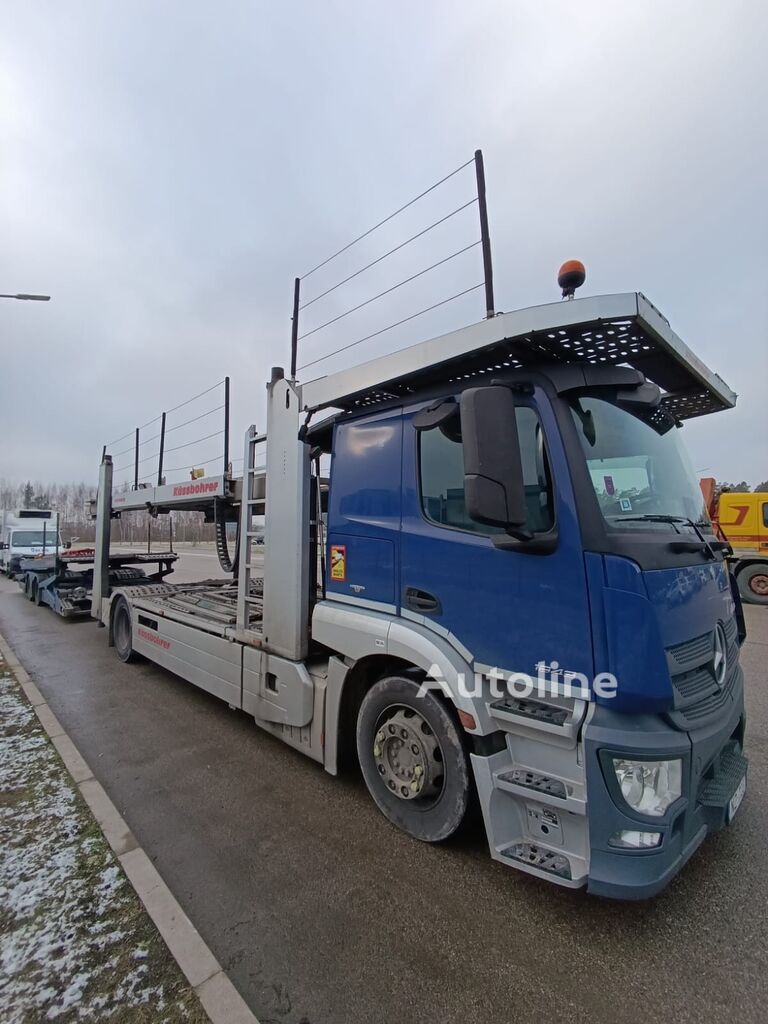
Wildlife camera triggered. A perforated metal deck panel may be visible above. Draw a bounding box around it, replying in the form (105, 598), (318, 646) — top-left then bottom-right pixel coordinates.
(124, 579), (263, 634)
(300, 292), (736, 420)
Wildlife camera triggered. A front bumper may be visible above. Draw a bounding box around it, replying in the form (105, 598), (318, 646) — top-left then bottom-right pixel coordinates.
(584, 672), (746, 900)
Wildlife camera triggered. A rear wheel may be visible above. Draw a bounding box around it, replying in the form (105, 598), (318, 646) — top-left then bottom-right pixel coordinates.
(356, 674), (471, 843)
(33, 579), (44, 606)
(112, 596), (138, 662)
(737, 564), (768, 605)
(26, 575), (37, 601)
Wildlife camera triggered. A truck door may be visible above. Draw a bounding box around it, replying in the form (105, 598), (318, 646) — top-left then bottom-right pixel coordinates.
(325, 407), (403, 609)
(399, 390), (593, 682)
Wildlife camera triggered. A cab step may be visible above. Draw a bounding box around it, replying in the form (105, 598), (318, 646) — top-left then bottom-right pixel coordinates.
(488, 695), (586, 743)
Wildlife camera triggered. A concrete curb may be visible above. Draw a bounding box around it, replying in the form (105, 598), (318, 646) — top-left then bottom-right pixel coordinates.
(0, 629), (259, 1024)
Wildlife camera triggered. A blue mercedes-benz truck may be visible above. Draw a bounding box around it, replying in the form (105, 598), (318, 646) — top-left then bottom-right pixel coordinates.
(93, 291), (747, 899)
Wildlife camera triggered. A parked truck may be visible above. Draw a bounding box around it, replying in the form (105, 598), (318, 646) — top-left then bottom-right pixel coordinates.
(0, 508), (62, 577)
(700, 478), (768, 604)
(89, 289), (749, 899)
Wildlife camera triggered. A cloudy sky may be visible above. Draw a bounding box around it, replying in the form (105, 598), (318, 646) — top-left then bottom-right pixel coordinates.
(1, 0), (766, 490)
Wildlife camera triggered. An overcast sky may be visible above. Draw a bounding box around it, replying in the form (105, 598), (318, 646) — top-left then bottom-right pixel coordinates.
(1, 0), (766, 490)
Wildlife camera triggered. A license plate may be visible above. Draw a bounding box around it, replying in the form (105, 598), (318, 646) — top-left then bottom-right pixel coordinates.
(728, 774), (747, 822)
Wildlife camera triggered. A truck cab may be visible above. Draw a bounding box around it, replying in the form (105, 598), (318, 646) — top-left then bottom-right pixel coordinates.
(306, 293), (747, 898)
(0, 510), (62, 577)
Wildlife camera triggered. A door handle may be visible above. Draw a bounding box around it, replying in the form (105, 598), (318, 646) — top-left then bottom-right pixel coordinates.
(405, 587), (441, 615)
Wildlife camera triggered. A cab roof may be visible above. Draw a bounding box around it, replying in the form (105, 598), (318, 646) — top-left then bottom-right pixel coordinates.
(300, 292), (736, 421)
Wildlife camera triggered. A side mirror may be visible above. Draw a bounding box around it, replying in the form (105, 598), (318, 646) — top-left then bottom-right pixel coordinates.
(460, 386), (529, 537)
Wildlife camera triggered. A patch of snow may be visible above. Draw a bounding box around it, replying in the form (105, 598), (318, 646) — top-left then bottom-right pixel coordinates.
(0, 669), (200, 1021)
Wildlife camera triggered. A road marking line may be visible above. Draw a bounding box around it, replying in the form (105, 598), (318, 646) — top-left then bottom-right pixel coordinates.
(0, 627), (260, 1024)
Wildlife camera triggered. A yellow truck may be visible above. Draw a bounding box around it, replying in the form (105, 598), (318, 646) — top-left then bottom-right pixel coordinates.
(701, 479), (768, 604)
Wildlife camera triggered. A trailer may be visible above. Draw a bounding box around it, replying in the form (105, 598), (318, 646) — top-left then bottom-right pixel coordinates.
(89, 287), (749, 899)
(20, 548), (179, 618)
(700, 477), (768, 604)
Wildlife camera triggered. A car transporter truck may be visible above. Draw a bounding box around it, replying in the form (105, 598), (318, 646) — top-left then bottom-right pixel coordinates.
(86, 282), (749, 900)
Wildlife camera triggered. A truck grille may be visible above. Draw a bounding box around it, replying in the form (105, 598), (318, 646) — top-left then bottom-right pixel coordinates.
(666, 618), (741, 730)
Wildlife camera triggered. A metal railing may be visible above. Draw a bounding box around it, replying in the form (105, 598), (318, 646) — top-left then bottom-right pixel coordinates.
(103, 377), (231, 490)
(289, 149), (495, 379)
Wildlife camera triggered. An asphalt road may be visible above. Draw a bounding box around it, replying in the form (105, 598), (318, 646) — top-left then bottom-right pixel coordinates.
(1, 566), (766, 1024)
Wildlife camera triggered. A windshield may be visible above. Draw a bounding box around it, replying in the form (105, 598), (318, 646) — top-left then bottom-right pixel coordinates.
(570, 397), (710, 529)
(11, 531), (60, 547)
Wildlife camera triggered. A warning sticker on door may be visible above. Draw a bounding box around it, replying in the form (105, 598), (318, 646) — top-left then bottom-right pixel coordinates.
(330, 544), (346, 581)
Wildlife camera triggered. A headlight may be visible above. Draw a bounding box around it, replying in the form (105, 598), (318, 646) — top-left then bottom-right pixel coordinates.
(612, 758), (682, 817)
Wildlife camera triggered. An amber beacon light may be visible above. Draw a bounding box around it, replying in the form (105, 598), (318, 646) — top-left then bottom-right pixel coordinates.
(557, 260), (586, 299)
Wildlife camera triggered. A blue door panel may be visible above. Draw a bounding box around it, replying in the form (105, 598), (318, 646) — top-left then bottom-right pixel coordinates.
(326, 407), (403, 608)
(399, 392), (593, 679)
(326, 533), (396, 603)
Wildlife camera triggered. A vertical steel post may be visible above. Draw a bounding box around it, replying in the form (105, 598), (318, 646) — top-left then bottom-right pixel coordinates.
(223, 377), (230, 474)
(474, 149), (495, 318)
(43, 521), (47, 555)
(290, 277), (301, 380)
(91, 454), (113, 623)
(134, 428), (140, 490)
(55, 512), (60, 562)
(157, 412), (166, 486)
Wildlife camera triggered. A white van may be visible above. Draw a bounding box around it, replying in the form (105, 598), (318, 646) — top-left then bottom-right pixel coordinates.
(0, 509), (63, 576)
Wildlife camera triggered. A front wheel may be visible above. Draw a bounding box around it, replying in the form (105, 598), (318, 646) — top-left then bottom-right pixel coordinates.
(111, 596), (138, 662)
(737, 563), (768, 605)
(356, 674), (471, 843)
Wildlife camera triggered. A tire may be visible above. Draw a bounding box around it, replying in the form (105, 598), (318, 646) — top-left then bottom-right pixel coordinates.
(111, 596), (138, 663)
(356, 674), (471, 843)
(33, 579), (44, 607)
(26, 575), (36, 601)
(737, 563), (768, 605)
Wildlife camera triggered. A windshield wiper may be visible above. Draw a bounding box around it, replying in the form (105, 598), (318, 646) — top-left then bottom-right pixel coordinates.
(614, 514), (725, 560)
(614, 514), (687, 532)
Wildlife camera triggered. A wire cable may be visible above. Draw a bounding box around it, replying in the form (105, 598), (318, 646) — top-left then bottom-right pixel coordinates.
(166, 404), (225, 434)
(160, 452), (225, 475)
(299, 198), (478, 312)
(163, 429), (223, 456)
(115, 429), (223, 473)
(103, 380), (224, 454)
(298, 282), (485, 372)
(298, 240), (481, 342)
(105, 429), (133, 448)
(166, 380), (224, 415)
(300, 157), (474, 280)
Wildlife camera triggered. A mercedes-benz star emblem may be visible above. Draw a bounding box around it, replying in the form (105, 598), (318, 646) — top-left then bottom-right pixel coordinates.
(713, 622), (728, 688)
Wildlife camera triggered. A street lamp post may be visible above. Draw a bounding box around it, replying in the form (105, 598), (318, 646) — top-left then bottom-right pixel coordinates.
(0, 293), (51, 301)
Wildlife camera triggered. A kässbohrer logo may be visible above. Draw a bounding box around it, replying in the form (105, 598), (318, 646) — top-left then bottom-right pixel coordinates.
(172, 481), (219, 497)
(137, 627), (171, 650)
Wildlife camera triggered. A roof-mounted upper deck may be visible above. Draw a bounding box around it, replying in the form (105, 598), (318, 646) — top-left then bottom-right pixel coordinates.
(300, 292), (736, 420)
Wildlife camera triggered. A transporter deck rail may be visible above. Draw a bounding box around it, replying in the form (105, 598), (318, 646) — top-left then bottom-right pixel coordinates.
(20, 549), (180, 618)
